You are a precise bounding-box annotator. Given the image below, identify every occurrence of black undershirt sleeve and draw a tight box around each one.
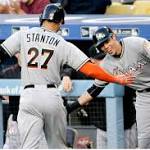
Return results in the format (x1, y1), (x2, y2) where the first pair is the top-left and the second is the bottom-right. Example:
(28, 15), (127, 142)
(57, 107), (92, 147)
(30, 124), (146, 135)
(87, 84), (106, 98)
(66, 83), (107, 113)
(0, 45), (11, 63)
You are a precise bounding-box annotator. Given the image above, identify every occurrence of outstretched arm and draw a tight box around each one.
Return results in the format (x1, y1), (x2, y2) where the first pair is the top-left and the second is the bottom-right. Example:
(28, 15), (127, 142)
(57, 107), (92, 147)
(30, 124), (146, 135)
(79, 62), (134, 85)
(66, 84), (105, 113)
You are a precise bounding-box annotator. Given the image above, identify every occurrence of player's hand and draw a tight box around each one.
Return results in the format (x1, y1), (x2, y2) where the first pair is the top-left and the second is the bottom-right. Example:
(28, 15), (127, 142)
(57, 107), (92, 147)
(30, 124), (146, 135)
(62, 76), (72, 92)
(115, 73), (135, 85)
(65, 100), (81, 114)
(77, 108), (88, 118)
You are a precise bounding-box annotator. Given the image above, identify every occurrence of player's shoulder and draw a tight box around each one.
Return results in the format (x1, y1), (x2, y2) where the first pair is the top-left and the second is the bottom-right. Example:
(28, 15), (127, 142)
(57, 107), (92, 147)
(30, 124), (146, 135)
(27, 27), (40, 32)
(122, 36), (147, 47)
(20, 27), (40, 34)
(54, 32), (66, 41)
(64, 40), (80, 50)
(123, 36), (146, 42)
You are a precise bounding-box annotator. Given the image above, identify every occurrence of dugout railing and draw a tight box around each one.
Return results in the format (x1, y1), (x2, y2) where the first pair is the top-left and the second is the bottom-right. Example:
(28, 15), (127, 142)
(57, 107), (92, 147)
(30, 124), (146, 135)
(0, 79), (125, 148)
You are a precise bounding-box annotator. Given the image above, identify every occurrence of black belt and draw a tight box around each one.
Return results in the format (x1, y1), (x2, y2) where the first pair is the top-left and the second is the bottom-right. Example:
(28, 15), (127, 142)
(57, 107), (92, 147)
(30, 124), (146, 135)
(24, 84), (56, 89)
(137, 88), (150, 93)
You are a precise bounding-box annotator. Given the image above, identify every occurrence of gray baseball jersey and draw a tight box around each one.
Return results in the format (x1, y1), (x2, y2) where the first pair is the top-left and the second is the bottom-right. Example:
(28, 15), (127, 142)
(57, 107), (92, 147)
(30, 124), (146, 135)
(1, 27), (89, 87)
(1, 27), (89, 148)
(94, 36), (150, 148)
(94, 36), (150, 91)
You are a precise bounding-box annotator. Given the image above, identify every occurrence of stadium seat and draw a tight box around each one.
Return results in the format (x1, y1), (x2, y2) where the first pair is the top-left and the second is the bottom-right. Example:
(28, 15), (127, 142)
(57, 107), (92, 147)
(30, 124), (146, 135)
(106, 2), (134, 15)
(133, 0), (150, 15)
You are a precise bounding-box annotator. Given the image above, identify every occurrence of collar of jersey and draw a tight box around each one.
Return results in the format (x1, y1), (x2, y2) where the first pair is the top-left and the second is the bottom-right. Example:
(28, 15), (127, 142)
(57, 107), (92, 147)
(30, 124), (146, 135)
(113, 40), (124, 58)
(120, 40), (125, 58)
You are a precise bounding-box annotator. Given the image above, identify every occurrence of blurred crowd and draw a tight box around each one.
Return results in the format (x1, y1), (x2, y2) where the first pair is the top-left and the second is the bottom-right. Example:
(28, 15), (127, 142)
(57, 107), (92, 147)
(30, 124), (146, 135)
(0, 0), (118, 14)
(0, 0), (145, 16)
(0, 0), (51, 14)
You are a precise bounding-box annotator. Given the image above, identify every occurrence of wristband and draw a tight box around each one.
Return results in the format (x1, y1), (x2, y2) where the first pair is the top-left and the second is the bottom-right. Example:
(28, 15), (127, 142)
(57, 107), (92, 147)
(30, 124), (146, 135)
(87, 84), (104, 98)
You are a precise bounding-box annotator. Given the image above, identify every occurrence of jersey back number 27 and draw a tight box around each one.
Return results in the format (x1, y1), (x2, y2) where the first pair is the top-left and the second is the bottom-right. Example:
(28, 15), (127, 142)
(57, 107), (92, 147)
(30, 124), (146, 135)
(27, 47), (54, 69)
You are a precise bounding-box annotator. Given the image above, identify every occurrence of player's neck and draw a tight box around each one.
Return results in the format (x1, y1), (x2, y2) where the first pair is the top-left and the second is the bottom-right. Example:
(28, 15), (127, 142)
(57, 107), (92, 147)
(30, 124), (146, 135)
(113, 41), (123, 58)
(42, 21), (60, 33)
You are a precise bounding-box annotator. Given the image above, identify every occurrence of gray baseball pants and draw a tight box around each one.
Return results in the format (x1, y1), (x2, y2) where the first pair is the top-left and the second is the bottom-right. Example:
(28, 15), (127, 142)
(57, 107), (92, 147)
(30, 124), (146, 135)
(135, 91), (150, 148)
(17, 86), (67, 148)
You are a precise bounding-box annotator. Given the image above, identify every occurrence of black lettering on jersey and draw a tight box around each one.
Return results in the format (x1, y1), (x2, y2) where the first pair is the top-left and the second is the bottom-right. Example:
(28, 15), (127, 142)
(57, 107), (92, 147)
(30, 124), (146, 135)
(27, 33), (60, 47)
(53, 39), (60, 47)
(27, 47), (54, 69)
(32, 33), (35, 42)
(41, 49), (54, 69)
(40, 35), (46, 43)
(46, 36), (50, 43)
(27, 47), (38, 68)
(35, 33), (40, 42)
(27, 34), (31, 42)
(49, 37), (55, 44)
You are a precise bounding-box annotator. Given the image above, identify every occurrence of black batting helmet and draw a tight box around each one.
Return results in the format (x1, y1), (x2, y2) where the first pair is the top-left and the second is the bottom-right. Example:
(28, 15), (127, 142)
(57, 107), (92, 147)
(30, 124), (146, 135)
(93, 26), (113, 48)
(40, 3), (65, 25)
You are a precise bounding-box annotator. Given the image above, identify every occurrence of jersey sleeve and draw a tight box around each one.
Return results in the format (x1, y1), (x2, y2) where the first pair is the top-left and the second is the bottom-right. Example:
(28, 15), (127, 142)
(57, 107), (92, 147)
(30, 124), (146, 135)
(94, 60), (109, 86)
(1, 30), (21, 56)
(64, 42), (90, 70)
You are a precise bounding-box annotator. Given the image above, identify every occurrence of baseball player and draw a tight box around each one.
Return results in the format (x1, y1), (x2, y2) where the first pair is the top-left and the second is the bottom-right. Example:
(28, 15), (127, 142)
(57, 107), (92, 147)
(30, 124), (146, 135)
(0, 4), (134, 148)
(66, 26), (150, 148)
